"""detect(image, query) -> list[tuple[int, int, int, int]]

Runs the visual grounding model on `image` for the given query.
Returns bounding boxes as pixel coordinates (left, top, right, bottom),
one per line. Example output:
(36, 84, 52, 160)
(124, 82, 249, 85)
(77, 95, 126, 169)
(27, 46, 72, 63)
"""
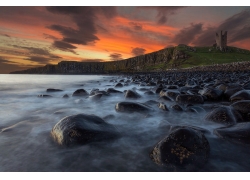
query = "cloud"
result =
(172, 23, 203, 45)
(109, 53, 122, 60)
(129, 22, 143, 31)
(25, 56, 52, 64)
(131, 47, 146, 56)
(52, 40, 78, 54)
(138, 7, 185, 24)
(46, 6, 118, 52)
(43, 33, 59, 40)
(192, 9, 250, 46)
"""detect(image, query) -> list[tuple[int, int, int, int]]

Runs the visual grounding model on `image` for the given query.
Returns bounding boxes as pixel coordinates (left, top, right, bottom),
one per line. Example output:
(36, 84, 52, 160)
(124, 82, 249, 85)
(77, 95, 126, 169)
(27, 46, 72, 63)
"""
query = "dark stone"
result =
(150, 128, 210, 170)
(72, 89, 89, 97)
(115, 101, 154, 114)
(63, 94, 69, 98)
(115, 83, 123, 88)
(214, 122, 250, 145)
(124, 90, 141, 99)
(171, 104, 183, 111)
(230, 90, 250, 102)
(204, 106, 238, 125)
(158, 102, 169, 111)
(47, 88, 63, 92)
(88, 93, 102, 101)
(199, 87, 223, 101)
(176, 94, 204, 104)
(106, 88, 123, 94)
(51, 114, 119, 146)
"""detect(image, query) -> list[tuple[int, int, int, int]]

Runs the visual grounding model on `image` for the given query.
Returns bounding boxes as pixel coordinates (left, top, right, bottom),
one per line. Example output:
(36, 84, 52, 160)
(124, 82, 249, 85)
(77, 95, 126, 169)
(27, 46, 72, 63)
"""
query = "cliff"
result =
(10, 46, 187, 74)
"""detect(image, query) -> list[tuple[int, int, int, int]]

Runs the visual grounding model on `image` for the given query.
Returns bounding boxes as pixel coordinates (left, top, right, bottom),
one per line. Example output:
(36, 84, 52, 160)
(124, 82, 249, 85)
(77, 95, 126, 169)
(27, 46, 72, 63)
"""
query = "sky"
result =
(0, 3, 250, 73)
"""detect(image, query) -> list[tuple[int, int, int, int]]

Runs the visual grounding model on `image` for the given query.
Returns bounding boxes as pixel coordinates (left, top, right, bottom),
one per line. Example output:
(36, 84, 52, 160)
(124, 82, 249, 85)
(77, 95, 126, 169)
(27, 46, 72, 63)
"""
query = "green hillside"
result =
(147, 45, 250, 71)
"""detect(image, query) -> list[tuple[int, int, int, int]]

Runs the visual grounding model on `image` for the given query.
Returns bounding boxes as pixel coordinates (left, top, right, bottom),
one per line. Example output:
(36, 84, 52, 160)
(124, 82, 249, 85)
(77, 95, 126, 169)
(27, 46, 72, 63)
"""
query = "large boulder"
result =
(204, 106, 241, 125)
(51, 114, 119, 146)
(124, 90, 141, 99)
(72, 89, 89, 97)
(115, 102, 153, 114)
(47, 88, 63, 92)
(176, 94, 204, 104)
(150, 127, 210, 170)
(230, 90, 250, 102)
(214, 122, 250, 145)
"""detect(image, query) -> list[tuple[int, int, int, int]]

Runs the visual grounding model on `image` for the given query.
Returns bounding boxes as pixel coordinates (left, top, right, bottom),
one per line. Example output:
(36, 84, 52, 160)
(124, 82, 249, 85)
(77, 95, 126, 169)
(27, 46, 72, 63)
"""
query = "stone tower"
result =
(215, 31, 227, 51)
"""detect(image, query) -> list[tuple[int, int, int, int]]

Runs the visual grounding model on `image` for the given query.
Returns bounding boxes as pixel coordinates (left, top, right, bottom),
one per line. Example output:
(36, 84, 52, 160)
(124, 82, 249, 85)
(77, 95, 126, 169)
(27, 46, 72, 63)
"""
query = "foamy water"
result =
(0, 74, 249, 172)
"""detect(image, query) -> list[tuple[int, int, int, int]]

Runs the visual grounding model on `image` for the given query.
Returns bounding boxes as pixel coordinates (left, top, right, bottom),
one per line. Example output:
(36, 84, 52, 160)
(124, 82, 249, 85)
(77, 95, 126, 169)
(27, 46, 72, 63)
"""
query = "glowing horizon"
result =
(0, 6, 250, 73)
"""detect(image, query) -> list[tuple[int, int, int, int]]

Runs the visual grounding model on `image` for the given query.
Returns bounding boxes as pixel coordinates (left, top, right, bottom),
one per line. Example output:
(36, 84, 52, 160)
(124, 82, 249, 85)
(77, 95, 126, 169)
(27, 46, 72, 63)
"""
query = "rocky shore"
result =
(42, 65, 250, 171)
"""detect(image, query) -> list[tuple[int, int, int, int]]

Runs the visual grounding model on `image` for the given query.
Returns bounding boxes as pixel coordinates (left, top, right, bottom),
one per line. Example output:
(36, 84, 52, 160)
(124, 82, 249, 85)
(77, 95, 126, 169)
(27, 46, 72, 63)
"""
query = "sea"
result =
(0, 74, 249, 172)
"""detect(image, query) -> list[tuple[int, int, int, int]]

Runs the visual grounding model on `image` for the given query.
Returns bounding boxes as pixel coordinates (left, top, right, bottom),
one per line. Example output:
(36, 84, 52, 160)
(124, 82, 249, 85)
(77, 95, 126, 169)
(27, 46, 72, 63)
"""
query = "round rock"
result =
(150, 128, 210, 170)
(51, 114, 119, 146)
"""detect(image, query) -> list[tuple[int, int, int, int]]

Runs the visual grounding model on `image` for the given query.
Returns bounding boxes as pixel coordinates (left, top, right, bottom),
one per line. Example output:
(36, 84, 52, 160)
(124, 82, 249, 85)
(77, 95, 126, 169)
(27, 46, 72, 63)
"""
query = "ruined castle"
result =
(215, 31, 227, 51)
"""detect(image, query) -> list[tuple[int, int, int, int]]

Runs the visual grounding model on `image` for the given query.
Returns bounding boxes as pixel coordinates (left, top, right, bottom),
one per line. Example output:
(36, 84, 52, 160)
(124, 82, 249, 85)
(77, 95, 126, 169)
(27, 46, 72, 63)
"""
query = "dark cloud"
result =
(3, 34, 10, 37)
(52, 40, 77, 54)
(138, 7, 185, 24)
(172, 23, 203, 45)
(11, 45, 62, 59)
(81, 59, 104, 62)
(129, 22, 143, 31)
(131, 47, 146, 56)
(46, 7, 117, 52)
(43, 33, 59, 40)
(109, 53, 122, 60)
(192, 9, 250, 46)
(25, 56, 52, 64)
(230, 26, 250, 43)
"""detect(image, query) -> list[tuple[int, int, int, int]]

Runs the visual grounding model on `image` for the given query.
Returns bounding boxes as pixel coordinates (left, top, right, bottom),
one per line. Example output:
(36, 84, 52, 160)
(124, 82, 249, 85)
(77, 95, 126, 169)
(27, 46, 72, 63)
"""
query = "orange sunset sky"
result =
(0, 5, 250, 73)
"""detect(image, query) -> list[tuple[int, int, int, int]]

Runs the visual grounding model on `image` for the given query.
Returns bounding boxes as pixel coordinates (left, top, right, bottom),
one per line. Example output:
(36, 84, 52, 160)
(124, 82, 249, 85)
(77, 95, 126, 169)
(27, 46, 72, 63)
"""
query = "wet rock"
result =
(158, 96, 172, 102)
(176, 94, 204, 105)
(115, 83, 123, 88)
(124, 90, 141, 99)
(230, 90, 250, 102)
(115, 102, 154, 114)
(63, 94, 69, 98)
(171, 104, 183, 111)
(231, 100, 250, 114)
(88, 93, 102, 101)
(51, 114, 119, 146)
(72, 89, 88, 97)
(224, 87, 244, 100)
(150, 128, 210, 171)
(214, 122, 250, 145)
(199, 87, 223, 101)
(158, 102, 169, 111)
(143, 100, 159, 106)
(47, 88, 63, 92)
(160, 90, 180, 100)
(204, 106, 238, 125)
(106, 88, 123, 94)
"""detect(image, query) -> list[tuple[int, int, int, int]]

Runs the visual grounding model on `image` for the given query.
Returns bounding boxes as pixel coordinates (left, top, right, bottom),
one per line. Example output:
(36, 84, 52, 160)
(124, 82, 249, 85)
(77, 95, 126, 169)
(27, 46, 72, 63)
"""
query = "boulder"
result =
(51, 114, 119, 146)
(150, 127, 210, 170)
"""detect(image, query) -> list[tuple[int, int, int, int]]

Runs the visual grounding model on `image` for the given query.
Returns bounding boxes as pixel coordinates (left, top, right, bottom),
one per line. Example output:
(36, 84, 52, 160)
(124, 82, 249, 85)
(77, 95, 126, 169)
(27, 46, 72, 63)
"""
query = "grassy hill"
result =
(147, 45, 250, 71)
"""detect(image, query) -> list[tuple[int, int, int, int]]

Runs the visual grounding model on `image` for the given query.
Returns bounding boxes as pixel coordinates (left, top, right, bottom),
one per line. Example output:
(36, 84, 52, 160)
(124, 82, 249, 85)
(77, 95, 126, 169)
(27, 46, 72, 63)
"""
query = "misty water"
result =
(0, 74, 250, 172)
